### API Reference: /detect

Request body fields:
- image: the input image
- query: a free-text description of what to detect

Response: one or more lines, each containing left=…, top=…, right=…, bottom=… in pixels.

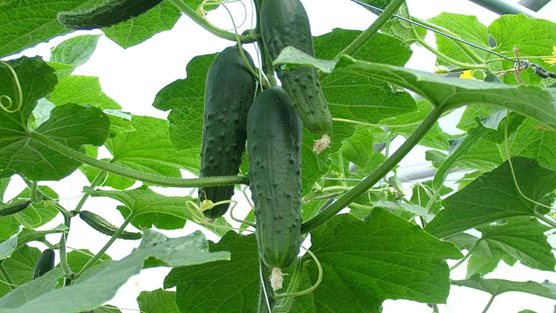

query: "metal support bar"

left=519, top=0, right=551, bottom=12
left=467, top=0, right=540, bottom=17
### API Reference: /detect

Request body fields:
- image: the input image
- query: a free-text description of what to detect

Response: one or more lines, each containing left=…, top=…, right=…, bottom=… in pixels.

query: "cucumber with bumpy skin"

left=0, top=200, right=31, bottom=217
left=199, top=45, right=257, bottom=219
left=33, top=249, right=55, bottom=279
left=260, top=0, right=332, bottom=153
left=58, top=0, right=163, bottom=30
left=79, top=210, right=142, bottom=240
left=247, top=87, right=302, bottom=289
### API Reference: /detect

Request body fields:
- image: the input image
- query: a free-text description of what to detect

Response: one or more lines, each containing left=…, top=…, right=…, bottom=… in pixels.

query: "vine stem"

left=535, top=213, right=556, bottom=228
left=481, top=295, right=496, bottom=313
left=449, top=243, right=477, bottom=270
left=77, top=213, right=135, bottom=276
left=337, top=0, right=406, bottom=58
left=415, top=37, right=487, bottom=70
left=167, top=0, right=256, bottom=43
left=29, top=132, right=248, bottom=188
left=74, top=171, right=105, bottom=213
left=301, top=107, right=443, bottom=233
left=59, top=214, right=73, bottom=282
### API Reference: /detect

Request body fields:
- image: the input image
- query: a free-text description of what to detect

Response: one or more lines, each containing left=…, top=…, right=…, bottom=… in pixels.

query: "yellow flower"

left=459, top=70, right=474, bottom=79
left=544, top=46, right=556, bottom=65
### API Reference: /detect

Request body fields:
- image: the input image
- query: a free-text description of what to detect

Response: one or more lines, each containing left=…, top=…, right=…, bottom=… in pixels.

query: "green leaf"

left=102, top=2, right=181, bottom=48
left=0, top=246, right=41, bottom=297
left=0, top=268, right=64, bottom=309
left=452, top=275, right=556, bottom=300
left=91, top=186, right=195, bottom=230
left=48, top=76, right=121, bottom=109
left=50, top=35, right=100, bottom=77
left=66, top=249, right=112, bottom=274
left=379, top=99, right=450, bottom=150
left=0, top=236, right=17, bottom=261
left=164, top=232, right=260, bottom=313
left=489, top=15, right=556, bottom=85
left=92, top=305, right=121, bottom=313
left=0, top=0, right=103, bottom=57
left=0, top=186, right=59, bottom=241
left=84, top=115, right=197, bottom=189
left=302, top=210, right=462, bottom=311
left=428, top=13, right=490, bottom=65
left=0, top=230, right=229, bottom=313
left=153, top=53, right=213, bottom=152
left=470, top=217, right=555, bottom=272
left=425, top=158, right=556, bottom=238
left=274, top=49, right=556, bottom=130
left=510, top=119, right=556, bottom=171
left=0, top=58, right=110, bottom=181
left=137, top=289, right=179, bottom=313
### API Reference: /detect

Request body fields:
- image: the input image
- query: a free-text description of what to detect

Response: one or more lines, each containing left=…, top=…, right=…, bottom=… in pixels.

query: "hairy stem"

left=337, top=0, right=406, bottom=57
left=30, top=132, right=249, bottom=188
left=78, top=214, right=135, bottom=276
left=168, top=0, right=256, bottom=43
left=302, top=107, right=443, bottom=233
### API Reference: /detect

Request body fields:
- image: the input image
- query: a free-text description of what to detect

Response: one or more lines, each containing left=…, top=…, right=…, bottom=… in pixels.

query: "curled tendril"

left=274, top=248, right=323, bottom=300
left=0, top=61, right=23, bottom=113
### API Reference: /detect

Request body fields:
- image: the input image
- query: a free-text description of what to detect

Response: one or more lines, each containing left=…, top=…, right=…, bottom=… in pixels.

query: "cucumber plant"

left=0, top=0, right=554, bottom=312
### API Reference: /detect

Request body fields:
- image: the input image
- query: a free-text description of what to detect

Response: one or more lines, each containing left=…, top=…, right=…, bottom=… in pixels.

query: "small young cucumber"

left=199, top=45, right=257, bottom=219
left=58, top=0, right=163, bottom=30
left=247, top=87, right=302, bottom=281
left=33, top=249, right=55, bottom=279
left=0, top=200, right=31, bottom=217
left=260, top=0, right=332, bottom=153
left=79, top=211, right=142, bottom=240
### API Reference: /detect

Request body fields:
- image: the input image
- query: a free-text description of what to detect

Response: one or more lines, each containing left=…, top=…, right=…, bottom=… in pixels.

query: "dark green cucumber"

left=0, top=200, right=31, bottom=217
left=199, top=45, right=257, bottom=219
left=260, top=0, right=332, bottom=147
left=33, top=249, right=55, bottom=279
left=247, top=87, right=302, bottom=273
left=79, top=210, right=142, bottom=240
left=58, top=0, right=163, bottom=30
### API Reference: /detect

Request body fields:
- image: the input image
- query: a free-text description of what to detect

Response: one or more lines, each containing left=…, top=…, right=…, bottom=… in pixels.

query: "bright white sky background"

left=6, top=0, right=556, bottom=312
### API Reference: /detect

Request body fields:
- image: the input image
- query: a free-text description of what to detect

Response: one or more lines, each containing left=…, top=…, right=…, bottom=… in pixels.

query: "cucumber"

left=199, top=45, right=257, bottom=219
left=79, top=211, right=142, bottom=240
left=33, top=249, right=55, bottom=279
left=260, top=0, right=332, bottom=153
left=58, top=0, right=163, bottom=30
left=0, top=200, right=31, bottom=217
left=247, top=87, right=302, bottom=286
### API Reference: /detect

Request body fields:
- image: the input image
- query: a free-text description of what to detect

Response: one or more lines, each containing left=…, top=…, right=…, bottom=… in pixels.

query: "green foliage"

left=0, top=3, right=555, bottom=313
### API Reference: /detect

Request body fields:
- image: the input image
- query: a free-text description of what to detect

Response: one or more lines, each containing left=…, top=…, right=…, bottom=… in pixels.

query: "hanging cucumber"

left=247, top=87, right=302, bottom=290
left=79, top=211, right=142, bottom=240
left=260, top=0, right=332, bottom=153
left=199, top=45, right=257, bottom=219
left=58, top=0, right=163, bottom=30
left=33, top=249, right=55, bottom=279
left=0, top=200, right=31, bottom=217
